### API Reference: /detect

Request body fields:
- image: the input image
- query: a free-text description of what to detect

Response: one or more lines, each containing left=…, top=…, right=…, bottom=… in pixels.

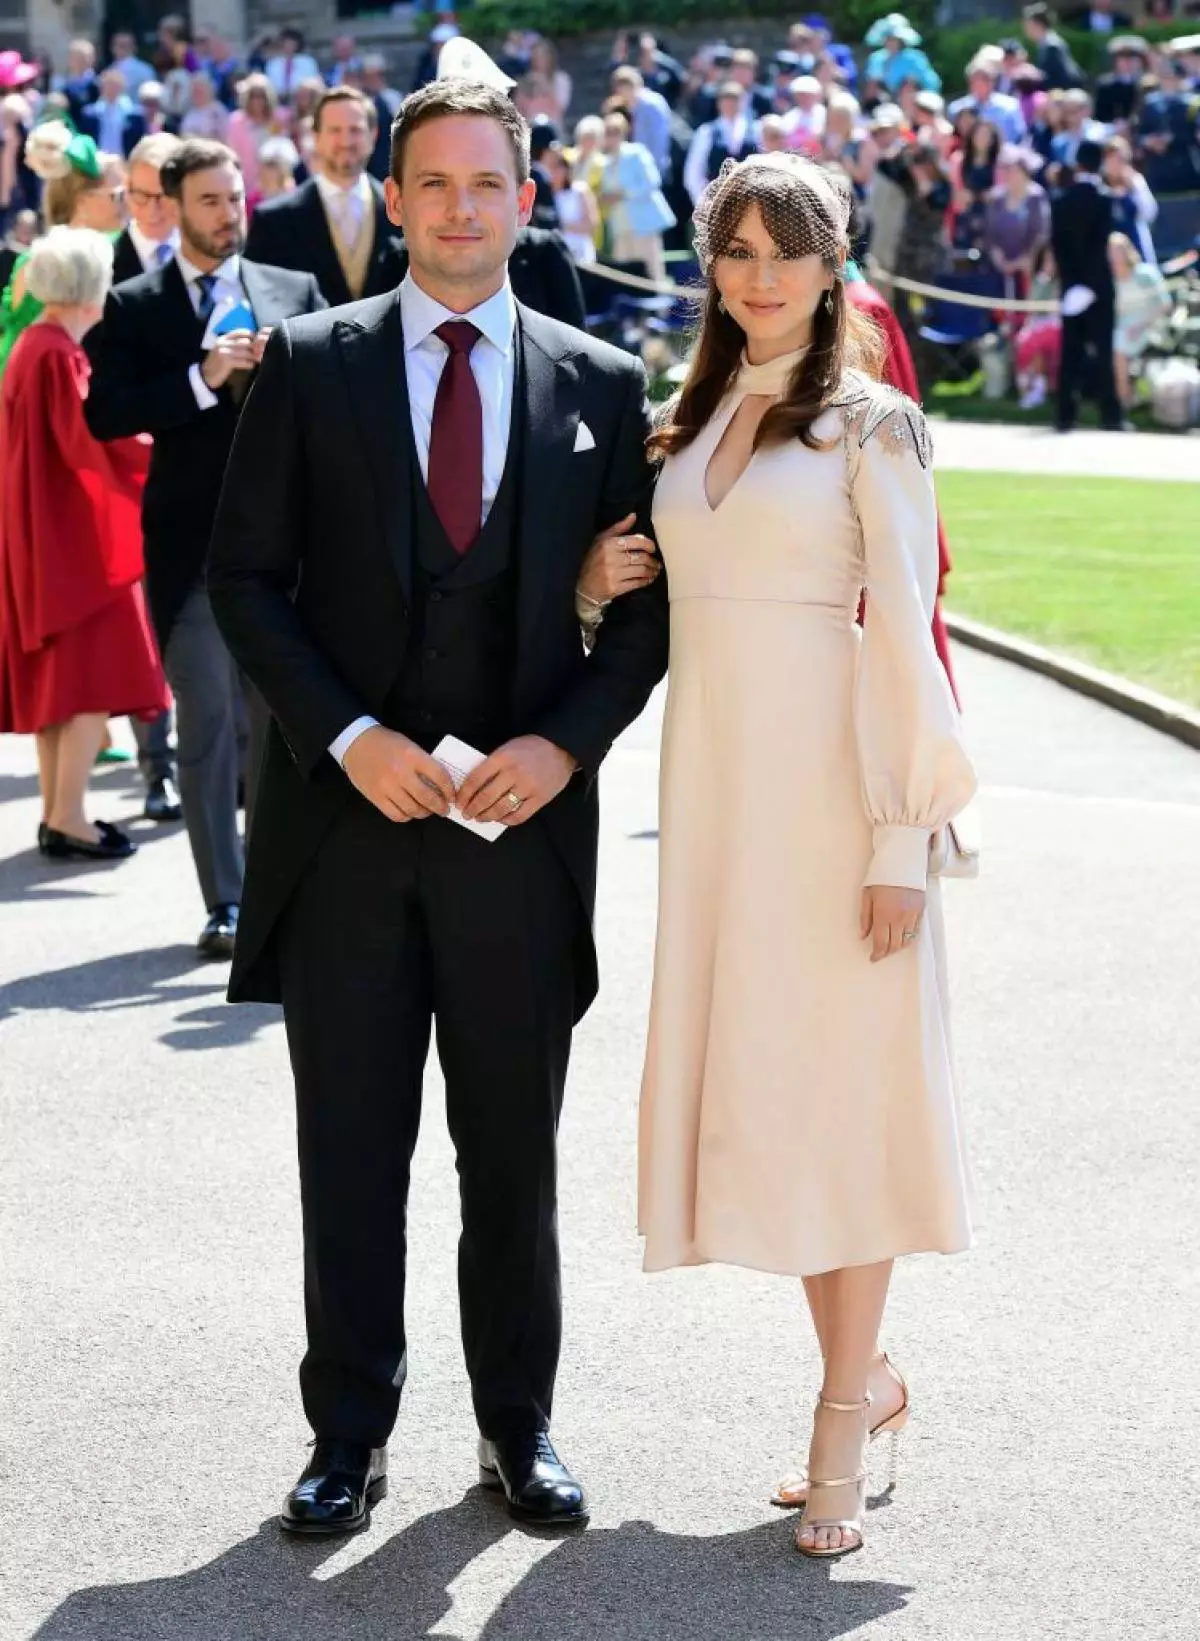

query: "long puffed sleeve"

left=843, top=385, right=977, bottom=891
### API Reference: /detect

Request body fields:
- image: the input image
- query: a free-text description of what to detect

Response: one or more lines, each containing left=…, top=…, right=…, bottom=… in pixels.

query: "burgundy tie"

left=427, top=320, right=483, bottom=556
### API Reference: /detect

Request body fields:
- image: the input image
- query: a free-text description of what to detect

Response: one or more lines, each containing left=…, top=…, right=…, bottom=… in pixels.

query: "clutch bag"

left=928, top=800, right=981, bottom=880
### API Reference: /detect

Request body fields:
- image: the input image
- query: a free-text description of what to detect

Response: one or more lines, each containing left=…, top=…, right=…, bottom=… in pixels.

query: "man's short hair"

left=611, top=66, right=644, bottom=91
left=160, top=138, right=241, bottom=200
left=390, top=78, right=530, bottom=186
left=1023, top=4, right=1055, bottom=26
left=1075, top=139, right=1104, bottom=172
left=128, top=132, right=183, bottom=172
left=313, top=84, right=372, bottom=131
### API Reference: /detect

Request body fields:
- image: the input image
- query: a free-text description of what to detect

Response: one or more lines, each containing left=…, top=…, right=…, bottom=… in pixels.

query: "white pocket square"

left=573, top=421, right=596, bottom=453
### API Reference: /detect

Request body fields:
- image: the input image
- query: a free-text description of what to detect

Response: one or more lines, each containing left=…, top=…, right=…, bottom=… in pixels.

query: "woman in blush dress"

left=635, top=154, right=976, bottom=1558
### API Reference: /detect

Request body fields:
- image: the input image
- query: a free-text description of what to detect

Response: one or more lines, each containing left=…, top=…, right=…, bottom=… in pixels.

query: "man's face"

left=100, top=71, right=125, bottom=103
left=610, top=76, right=636, bottom=109
left=969, top=72, right=993, bottom=102
left=68, top=46, right=93, bottom=77
left=386, top=115, right=533, bottom=294
left=314, top=99, right=372, bottom=183
left=1114, top=53, right=1139, bottom=78
left=717, top=93, right=741, bottom=122
left=178, top=162, right=246, bottom=262
left=127, top=161, right=172, bottom=238
left=333, top=35, right=355, bottom=63
left=112, top=34, right=134, bottom=60
left=731, top=60, right=755, bottom=90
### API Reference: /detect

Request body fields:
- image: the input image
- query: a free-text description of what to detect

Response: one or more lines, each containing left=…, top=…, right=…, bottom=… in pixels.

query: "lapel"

left=158, top=257, right=205, bottom=354
left=298, top=180, right=351, bottom=306
left=334, top=288, right=413, bottom=602
left=514, top=302, right=583, bottom=655
left=241, top=259, right=289, bottom=326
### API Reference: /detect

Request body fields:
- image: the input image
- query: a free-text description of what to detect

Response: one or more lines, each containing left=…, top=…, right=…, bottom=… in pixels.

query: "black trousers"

left=276, top=795, right=578, bottom=1448
left=1057, top=296, right=1122, bottom=431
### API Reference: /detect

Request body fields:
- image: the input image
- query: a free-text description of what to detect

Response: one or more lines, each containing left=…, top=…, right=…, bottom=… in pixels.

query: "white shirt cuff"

left=864, top=824, right=931, bottom=892
left=329, top=715, right=379, bottom=767
left=189, top=362, right=219, bottom=410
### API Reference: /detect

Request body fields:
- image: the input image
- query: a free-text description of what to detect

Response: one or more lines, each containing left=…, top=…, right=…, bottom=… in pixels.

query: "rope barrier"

left=581, top=255, right=1194, bottom=314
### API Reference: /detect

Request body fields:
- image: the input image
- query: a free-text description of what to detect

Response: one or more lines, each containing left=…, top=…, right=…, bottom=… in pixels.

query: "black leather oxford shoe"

left=197, top=903, right=239, bottom=961
left=479, top=1431, right=589, bottom=1526
left=281, top=1440, right=389, bottom=1537
left=144, top=775, right=183, bottom=823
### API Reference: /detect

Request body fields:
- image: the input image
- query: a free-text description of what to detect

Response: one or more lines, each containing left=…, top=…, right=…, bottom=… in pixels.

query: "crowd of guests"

left=0, top=8, right=1195, bottom=947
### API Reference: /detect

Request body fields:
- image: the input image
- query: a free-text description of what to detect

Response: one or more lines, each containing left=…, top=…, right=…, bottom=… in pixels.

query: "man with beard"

left=244, top=86, right=407, bottom=309
left=86, top=139, right=325, bottom=957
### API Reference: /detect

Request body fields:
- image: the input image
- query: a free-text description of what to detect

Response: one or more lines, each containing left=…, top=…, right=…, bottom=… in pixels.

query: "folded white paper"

left=573, top=420, right=596, bottom=452
left=431, top=735, right=507, bottom=843
left=1061, top=284, right=1096, bottom=318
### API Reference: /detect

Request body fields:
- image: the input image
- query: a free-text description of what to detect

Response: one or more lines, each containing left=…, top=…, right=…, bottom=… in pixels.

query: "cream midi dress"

left=638, top=354, right=978, bottom=1278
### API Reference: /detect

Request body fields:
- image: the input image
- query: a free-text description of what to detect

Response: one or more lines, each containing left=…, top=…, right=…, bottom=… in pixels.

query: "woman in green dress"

left=0, top=124, right=126, bottom=376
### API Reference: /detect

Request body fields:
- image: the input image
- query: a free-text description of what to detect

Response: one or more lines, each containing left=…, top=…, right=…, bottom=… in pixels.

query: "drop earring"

left=717, top=296, right=727, bottom=314
left=824, top=288, right=835, bottom=316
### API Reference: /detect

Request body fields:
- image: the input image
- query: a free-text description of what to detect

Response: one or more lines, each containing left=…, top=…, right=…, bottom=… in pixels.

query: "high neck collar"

left=734, top=345, right=809, bottom=398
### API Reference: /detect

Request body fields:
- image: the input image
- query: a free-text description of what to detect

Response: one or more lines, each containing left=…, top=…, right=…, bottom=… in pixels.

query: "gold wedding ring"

left=901, top=929, right=918, bottom=943
left=506, top=790, right=522, bottom=812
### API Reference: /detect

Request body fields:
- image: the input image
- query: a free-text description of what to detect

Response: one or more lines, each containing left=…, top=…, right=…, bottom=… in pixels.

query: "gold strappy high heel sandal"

left=794, top=1395, right=869, bottom=1560
left=772, top=1353, right=909, bottom=1510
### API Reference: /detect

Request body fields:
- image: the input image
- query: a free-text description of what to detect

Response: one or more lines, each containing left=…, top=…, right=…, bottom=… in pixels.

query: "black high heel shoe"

left=42, top=821, right=136, bottom=861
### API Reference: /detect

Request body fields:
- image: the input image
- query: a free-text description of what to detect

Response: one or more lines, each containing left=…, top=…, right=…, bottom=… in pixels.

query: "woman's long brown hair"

left=648, top=188, right=884, bottom=463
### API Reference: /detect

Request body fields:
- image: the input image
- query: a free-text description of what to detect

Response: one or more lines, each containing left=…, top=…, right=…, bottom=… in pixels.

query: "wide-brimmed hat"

left=998, top=143, right=1043, bottom=174
left=1108, top=34, right=1150, bottom=59
left=790, top=75, right=822, bottom=98
left=865, top=14, right=922, bottom=50
left=869, top=101, right=905, bottom=128
left=0, top=49, right=39, bottom=90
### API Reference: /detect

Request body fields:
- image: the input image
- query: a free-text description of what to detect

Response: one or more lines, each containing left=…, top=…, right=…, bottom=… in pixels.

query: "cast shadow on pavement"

left=0, top=944, right=278, bottom=1050
left=0, top=819, right=181, bottom=904
left=30, top=1495, right=912, bottom=1641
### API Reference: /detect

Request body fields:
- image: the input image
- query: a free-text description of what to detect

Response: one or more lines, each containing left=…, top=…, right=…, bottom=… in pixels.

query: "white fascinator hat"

left=437, top=37, right=517, bottom=93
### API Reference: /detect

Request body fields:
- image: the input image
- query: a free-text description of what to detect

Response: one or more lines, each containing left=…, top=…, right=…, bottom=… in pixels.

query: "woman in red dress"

left=0, top=226, right=168, bottom=860
left=844, top=262, right=961, bottom=706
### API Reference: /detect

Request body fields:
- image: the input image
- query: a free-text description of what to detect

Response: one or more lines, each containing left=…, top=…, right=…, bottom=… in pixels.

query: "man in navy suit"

left=79, top=68, right=147, bottom=158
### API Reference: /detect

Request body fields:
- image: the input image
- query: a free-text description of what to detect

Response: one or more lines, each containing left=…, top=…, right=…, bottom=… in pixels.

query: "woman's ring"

left=901, top=928, right=918, bottom=944
left=506, top=790, right=522, bottom=813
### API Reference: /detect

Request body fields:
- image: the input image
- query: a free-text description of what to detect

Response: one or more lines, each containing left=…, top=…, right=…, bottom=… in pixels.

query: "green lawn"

left=937, top=471, right=1200, bottom=707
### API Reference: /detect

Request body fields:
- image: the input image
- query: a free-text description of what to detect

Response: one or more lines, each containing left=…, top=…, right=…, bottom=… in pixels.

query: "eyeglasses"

left=128, top=188, right=167, bottom=207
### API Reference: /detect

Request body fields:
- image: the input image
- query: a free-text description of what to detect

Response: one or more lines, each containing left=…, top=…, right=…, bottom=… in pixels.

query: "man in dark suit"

left=244, top=85, right=406, bottom=308
left=86, top=139, right=326, bottom=958
left=110, top=131, right=185, bottom=822
left=208, top=80, right=667, bottom=1537
left=1094, top=36, right=1149, bottom=127
left=79, top=67, right=147, bottom=158
left=396, top=223, right=586, bottom=329
left=1050, top=139, right=1122, bottom=431
left=1021, top=4, right=1085, bottom=91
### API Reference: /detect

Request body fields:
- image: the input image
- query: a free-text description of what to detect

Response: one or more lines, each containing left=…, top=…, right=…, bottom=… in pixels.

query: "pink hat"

left=0, top=50, right=40, bottom=90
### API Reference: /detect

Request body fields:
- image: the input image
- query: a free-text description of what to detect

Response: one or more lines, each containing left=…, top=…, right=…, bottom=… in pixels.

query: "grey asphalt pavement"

left=2, top=645, right=1198, bottom=1641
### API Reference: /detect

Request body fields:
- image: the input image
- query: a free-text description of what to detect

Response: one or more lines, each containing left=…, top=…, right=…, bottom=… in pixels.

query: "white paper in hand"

left=431, top=735, right=506, bottom=843
left=1061, top=284, right=1096, bottom=318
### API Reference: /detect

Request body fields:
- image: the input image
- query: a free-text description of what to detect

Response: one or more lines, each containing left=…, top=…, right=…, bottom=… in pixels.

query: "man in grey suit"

left=87, top=139, right=325, bottom=958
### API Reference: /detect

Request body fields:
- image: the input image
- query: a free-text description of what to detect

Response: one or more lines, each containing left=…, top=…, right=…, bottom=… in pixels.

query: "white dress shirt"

left=130, top=221, right=180, bottom=273
left=315, top=170, right=372, bottom=249
left=178, top=251, right=251, bottom=412
left=329, top=272, right=518, bottom=767
left=684, top=115, right=757, bottom=205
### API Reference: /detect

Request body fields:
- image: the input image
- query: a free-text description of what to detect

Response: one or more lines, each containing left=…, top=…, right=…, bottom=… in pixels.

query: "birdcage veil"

left=691, top=153, right=852, bottom=276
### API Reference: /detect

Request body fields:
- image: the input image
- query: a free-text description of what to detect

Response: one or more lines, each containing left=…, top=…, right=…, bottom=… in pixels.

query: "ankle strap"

left=817, top=1394, right=870, bottom=1413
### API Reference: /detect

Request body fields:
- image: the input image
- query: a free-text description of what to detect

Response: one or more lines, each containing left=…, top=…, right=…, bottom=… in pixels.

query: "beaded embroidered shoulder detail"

left=828, top=374, right=933, bottom=470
